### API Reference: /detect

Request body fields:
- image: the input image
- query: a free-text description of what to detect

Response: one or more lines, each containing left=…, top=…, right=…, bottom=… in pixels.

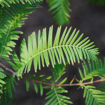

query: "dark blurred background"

left=14, top=0, right=105, bottom=105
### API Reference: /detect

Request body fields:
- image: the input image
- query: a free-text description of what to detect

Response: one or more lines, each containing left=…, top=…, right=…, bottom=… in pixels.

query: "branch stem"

left=24, top=77, right=105, bottom=87
left=0, top=63, right=17, bottom=76
left=0, top=63, right=105, bottom=87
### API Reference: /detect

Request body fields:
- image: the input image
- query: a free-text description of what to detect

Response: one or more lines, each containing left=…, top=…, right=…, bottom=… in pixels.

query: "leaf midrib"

left=53, top=87, right=62, bottom=105
left=23, top=44, right=92, bottom=66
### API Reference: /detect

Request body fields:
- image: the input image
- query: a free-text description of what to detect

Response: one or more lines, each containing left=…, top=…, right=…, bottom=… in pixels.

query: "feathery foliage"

left=9, top=26, right=98, bottom=76
left=45, top=86, right=72, bottom=105
left=83, top=85, right=105, bottom=105
left=79, top=59, right=105, bottom=105
left=0, top=68, right=7, bottom=94
left=87, top=0, right=105, bottom=5
left=0, top=2, right=40, bottom=58
left=24, top=63, right=72, bottom=105
left=51, top=63, right=66, bottom=82
left=25, top=74, right=52, bottom=96
left=47, top=0, right=71, bottom=25
left=45, top=63, right=72, bottom=105
left=79, top=58, right=105, bottom=82
left=0, top=0, right=42, bottom=7
left=0, top=0, right=103, bottom=105
left=0, top=75, right=16, bottom=105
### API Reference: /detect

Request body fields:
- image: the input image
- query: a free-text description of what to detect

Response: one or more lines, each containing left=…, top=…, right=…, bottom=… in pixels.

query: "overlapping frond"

left=45, top=86, right=72, bottom=105
left=45, top=63, right=71, bottom=105
left=0, top=0, right=42, bottom=7
left=24, top=63, right=72, bottom=105
left=0, top=75, right=16, bottom=105
left=83, top=85, right=105, bottom=105
left=0, top=2, right=40, bottom=58
left=25, top=74, right=52, bottom=96
left=10, top=26, right=98, bottom=76
left=79, top=59, right=105, bottom=105
left=79, top=58, right=105, bottom=82
left=0, top=68, right=7, bottom=94
left=45, top=63, right=72, bottom=105
left=47, top=0, right=71, bottom=25
left=51, top=63, right=66, bottom=82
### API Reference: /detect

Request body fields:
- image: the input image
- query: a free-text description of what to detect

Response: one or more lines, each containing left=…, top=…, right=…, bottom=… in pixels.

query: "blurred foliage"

left=47, top=0, right=71, bottom=25
left=87, top=0, right=105, bottom=5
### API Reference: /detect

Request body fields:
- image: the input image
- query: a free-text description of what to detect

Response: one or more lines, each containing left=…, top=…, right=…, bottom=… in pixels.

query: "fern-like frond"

left=0, top=68, right=7, bottom=94
left=45, top=86, right=72, bottom=105
left=0, top=75, right=16, bottom=105
left=79, top=58, right=105, bottom=82
left=25, top=74, right=52, bottom=96
left=47, top=0, right=71, bottom=25
left=83, top=85, right=105, bottom=105
left=0, top=0, right=42, bottom=7
left=10, top=26, right=98, bottom=76
left=51, top=63, right=66, bottom=82
left=24, top=63, right=66, bottom=97
left=0, top=2, right=40, bottom=58
left=45, top=63, right=72, bottom=105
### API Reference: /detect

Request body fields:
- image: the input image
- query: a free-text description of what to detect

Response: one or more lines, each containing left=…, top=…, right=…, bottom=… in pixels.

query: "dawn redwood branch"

left=0, top=63, right=17, bottom=76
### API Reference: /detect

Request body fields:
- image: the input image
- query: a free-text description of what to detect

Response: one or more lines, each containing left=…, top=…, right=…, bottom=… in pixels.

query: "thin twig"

left=24, top=78, right=105, bottom=87
left=0, top=63, right=17, bottom=76
left=0, top=63, right=105, bottom=87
